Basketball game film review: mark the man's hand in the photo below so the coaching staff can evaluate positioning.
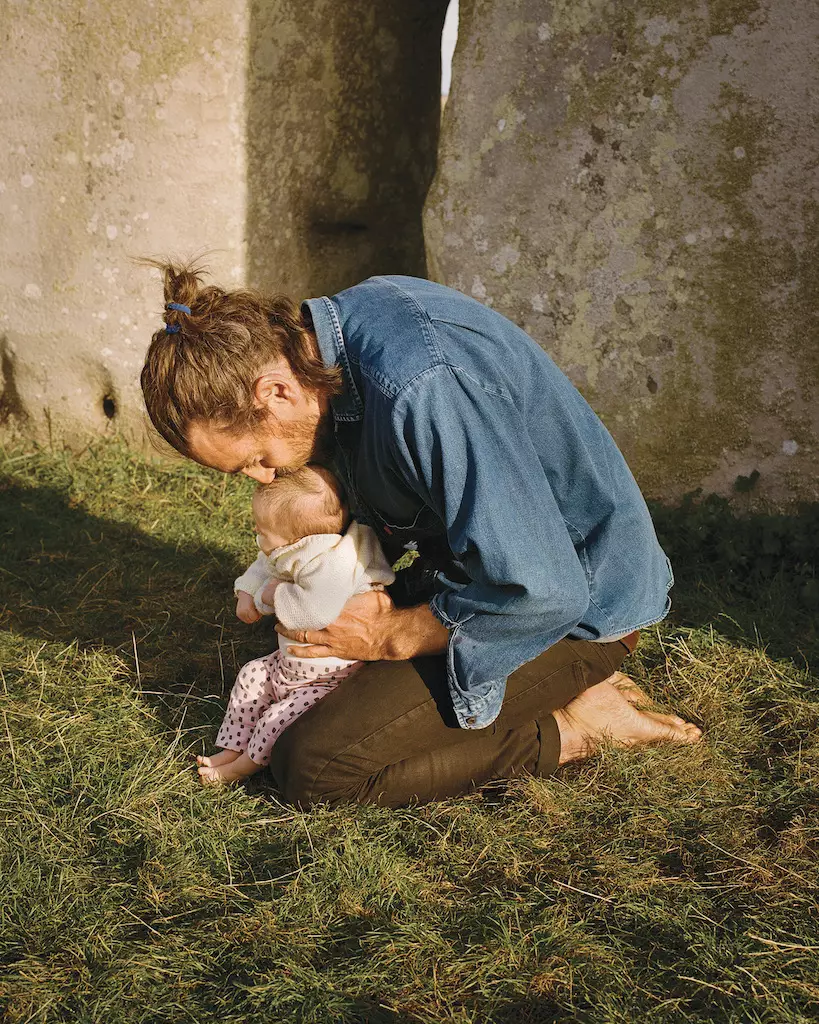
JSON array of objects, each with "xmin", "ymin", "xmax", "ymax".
[
  {"xmin": 236, "ymin": 591, "xmax": 261, "ymax": 624},
  {"xmin": 275, "ymin": 590, "xmax": 449, "ymax": 662}
]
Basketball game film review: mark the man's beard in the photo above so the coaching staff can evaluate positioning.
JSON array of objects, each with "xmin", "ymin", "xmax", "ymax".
[{"xmin": 260, "ymin": 407, "xmax": 335, "ymax": 477}]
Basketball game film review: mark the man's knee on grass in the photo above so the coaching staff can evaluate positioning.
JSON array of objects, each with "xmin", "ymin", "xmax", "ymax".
[{"xmin": 267, "ymin": 709, "xmax": 361, "ymax": 808}]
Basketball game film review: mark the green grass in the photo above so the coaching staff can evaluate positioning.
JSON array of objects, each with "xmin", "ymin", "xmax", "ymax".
[{"xmin": 1, "ymin": 437, "xmax": 818, "ymax": 1023}]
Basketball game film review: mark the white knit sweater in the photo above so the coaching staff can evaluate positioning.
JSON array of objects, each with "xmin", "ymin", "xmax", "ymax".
[{"xmin": 234, "ymin": 521, "xmax": 395, "ymax": 631}]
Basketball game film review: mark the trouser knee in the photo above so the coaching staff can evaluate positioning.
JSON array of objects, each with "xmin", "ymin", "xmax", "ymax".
[
  {"xmin": 267, "ymin": 713, "xmax": 360, "ymax": 808},
  {"xmin": 267, "ymin": 717, "xmax": 312, "ymax": 807}
]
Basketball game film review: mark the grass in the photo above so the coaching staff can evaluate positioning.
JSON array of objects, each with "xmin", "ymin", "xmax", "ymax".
[{"xmin": 0, "ymin": 437, "xmax": 818, "ymax": 1023}]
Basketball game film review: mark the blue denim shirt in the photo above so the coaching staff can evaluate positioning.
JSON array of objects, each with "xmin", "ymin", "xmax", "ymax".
[{"xmin": 303, "ymin": 276, "xmax": 673, "ymax": 729}]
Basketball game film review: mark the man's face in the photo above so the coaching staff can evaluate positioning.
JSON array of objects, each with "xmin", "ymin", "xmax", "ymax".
[{"xmin": 188, "ymin": 406, "xmax": 332, "ymax": 484}]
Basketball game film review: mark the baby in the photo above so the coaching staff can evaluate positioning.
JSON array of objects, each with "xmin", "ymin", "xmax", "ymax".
[{"xmin": 197, "ymin": 465, "xmax": 395, "ymax": 784}]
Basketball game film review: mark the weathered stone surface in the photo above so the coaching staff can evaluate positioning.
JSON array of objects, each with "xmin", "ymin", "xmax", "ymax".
[
  {"xmin": 425, "ymin": 0, "xmax": 819, "ymax": 505},
  {"xmin": 0, "ymin": 0, "xmax": 249, "ymax": 438},
  {"xmin": 0, "ymin": 0, "xmax": 447, "ymax": 440},
  {"xmin": 247, "ymin": 0, "xmax": 449, "ymax": 298}
]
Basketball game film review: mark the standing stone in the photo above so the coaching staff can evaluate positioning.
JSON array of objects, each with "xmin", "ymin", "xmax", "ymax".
[
  {"xmin": 0, "ymin": 0, "xmax": 249, "ymax": 438},
  {"xmin": 246, "ymin": 0, "xmax": 448, "ymax": 299},
  {"xmin": 425, "ymin": 0, "xmax": 819, "ymax": 505}
]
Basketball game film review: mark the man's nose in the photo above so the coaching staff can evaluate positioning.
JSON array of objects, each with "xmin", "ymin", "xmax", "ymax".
[{"xmin": 242, "ymin": 466, "xmax": 277, "ymax": 484}]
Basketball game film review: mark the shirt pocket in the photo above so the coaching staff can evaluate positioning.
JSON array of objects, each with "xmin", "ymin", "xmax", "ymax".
[
  {"xmin": 367, "ymin": 504, "xmax": 457, "ymax": 602},
  {"xmin": 368, "ymin": 502, "xmax": 443, "ymax": 545}
]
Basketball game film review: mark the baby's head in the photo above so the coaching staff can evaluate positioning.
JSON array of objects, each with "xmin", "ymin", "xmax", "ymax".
[{"xmin": 253, "ymin": 465, "xmax": 348, "ymax": 554}]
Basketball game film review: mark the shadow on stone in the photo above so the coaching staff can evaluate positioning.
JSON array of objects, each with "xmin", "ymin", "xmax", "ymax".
[{"xmin": 244, "ymin": 0, "xmax": 449, "ymax": 299}]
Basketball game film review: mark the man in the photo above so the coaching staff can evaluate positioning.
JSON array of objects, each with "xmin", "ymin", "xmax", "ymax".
[{"xmin": 142, "ymin": 262, "xmax": 701, "ymax": 807}]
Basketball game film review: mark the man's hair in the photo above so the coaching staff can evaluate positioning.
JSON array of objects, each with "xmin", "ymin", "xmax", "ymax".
[
  {"xmin": 254, "ymin": 465, "xmax": 348, "ymax": 542},
  {"xmin": 139, "ymin": 258, "xmax": 343, "ymax": 455}
]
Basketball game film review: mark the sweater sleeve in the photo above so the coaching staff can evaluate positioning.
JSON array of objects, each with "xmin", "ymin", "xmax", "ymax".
[
  {"xmin": 234, "ymin": 551, "xmax": 271, "ymax": 599},
  {"xmin": 272, "ymin": 533, "xmax": 367, "ymax": 631}
]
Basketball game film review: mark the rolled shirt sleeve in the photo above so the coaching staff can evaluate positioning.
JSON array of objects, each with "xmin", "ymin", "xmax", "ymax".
[{"xmin": 391, "ymin": 364, "xmax": 591, "ymax": 729}]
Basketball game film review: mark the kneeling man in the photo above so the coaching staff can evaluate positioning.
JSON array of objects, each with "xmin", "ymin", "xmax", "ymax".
[{"xmin": 142, "ymin": 264, "xmax": 701, "ymax": 807}]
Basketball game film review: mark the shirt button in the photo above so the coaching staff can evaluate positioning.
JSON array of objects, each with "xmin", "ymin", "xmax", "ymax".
[{"xmin": 466, "ymin": 716, "xmax": 477, "ymax": 725}]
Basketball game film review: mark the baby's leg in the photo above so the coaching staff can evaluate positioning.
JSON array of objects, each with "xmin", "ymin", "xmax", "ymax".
[
  {"xmin": 198, "ymin": 653, "xmax": 280, "ymax": 769},
  {"xmin": 201, "ymin": 657, "xmax": 359, "ymax": 780},
  {"xmin": 246, "ymin": 683, "xmax": 338, "ymax": 767},
  {"xmin": 215, "ymin": 653, "xmax": 280, "ymax": 750}
]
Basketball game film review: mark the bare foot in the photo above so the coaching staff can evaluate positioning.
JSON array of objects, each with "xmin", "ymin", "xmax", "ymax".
[
  {"xmin": 196, "ymin": 749, "xmax": 241, "ymax": 768},
  {"xmin": 198, "ymin": 751, "xmax": 260, "ymax": 785},
  {"xmin": 608, "ymin": 671, "xmax": 691, "ymax": 727},
  {"xmin": 608, "ymin": 670, "xmax": 651, "ymax": 706},
  {"xmin": 554, "ymin": 680, "xmax": 702, "ymax": 765}
]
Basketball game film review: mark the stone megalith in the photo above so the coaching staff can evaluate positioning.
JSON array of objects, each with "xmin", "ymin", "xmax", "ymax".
[
  {"xmin": 0, "ymin": 0, "xmax": 448, "ymax": 441},
  {"xmin": 425, "ymin": 0, "xmax": 819, "ymax": 505},
  {"xmin": 246, "ymin": 0, "xmax": 449, "ymax": 299},
  {"xmin": 0, "ymin": 0, "xmax": 250, "ymax": 439}
]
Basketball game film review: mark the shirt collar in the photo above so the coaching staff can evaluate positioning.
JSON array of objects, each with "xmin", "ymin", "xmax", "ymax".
[{"xmin": 302, "ymin": 295, "xmax": 364, "ymax": 423}]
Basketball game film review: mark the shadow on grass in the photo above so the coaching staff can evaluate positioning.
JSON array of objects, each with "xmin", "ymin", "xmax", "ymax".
[
  {"xmin": 1, "ymin": 471, "xmax": 817, "ymax": 720},
  {"xmin": 488, "ymin": 999, "xmax": 572, "ymax": 1024},
  {"xmin": 649, "ymin": 496, "xmax": 819, "ymax": 671},
  {"xmin": 343, "ymin": 1000, "xmax": 424, "ymax": 1024},
  {"xmin": 0, "ymin": 478, "xmax": 273, "ymax": 734}
]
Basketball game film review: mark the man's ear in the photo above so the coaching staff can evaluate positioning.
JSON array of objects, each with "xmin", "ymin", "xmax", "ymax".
[{"xmin": 253, "ymin": 370, "xmax": 295, "ymax": 409}]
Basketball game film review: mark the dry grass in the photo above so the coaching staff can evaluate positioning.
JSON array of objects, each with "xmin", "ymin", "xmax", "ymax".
[{"xmin": 0, "ymin": 438, "xmax": 817, "ymax": 1023}]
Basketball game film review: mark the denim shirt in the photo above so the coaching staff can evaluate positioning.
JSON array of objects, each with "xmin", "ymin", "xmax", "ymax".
[{"xmin": 303, "ymin": 276, "xmax": 673, "ymax": 730}]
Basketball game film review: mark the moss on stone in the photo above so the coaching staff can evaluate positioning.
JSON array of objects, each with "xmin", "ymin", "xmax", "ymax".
[
  {"xmin": 428, "ymin": 0, "xmax": 819, "ymax": 503},
  {"xmin": 792, "ymin": 201, "xmax": 819, "ymax": 388},
  {"xmin": 695, "ymin": 85, "xmax": 777, "ymax": 407},
  {"xmin": 706, "ymin": 0, "xmax": 765, "ymax": 36}
]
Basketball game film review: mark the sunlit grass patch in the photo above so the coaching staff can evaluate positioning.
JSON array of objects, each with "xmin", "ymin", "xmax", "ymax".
[{"xmin": 1, "ymin": 437, "xmax": 817, "ymax": 1023}]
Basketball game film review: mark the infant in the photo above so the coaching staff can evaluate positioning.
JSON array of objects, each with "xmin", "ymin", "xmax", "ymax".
[{"xmin": 197, "ymin": 465, "xmax": 395, "ymax": 784}]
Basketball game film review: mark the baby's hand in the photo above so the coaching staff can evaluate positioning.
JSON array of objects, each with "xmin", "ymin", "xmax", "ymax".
[
  {"xmin": 260, "ymin": 580, "xmax": 280, "ymax": 609},
  {"xmin": 236, "ymin": 591, "xmax": 261, "ymax": 624}
]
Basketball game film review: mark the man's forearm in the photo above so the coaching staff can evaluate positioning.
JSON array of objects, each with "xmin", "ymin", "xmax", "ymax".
[{"xmin": 387, "ymin": 602, "xmax": 449, "ymax": 660}]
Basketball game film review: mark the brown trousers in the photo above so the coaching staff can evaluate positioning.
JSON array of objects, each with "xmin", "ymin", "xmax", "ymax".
[{"xmin": 269, "ymin": 637, "xmax": 632, "ymax": 808}]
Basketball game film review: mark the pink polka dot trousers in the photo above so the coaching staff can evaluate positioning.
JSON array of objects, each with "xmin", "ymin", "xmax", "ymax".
[{"xmin": 216, "ymin": 648, "xmax": 362, "ymax": 766}]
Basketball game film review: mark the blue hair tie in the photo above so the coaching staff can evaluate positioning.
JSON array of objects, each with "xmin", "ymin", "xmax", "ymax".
[{"xmin": 164, "ymin": 301, "xmax": 191, "ymax": 334}]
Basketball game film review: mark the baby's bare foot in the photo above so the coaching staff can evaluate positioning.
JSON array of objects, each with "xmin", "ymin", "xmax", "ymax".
[
  {"xmin": 555, "ymin": 680, "xmax": 702, "ymax": 765},
  {"xmin": 198, "ymin": 752, "xmax": 260, "ymax": 785},
  {"xmin": 197, "ymin": 749, "xmax": 240, "ymax": 768}
]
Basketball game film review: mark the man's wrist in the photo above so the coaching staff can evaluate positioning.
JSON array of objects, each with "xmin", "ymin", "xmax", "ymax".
[{"xmin": 385, "ymin": 603, "xmax": 449, "ymax": 660}]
